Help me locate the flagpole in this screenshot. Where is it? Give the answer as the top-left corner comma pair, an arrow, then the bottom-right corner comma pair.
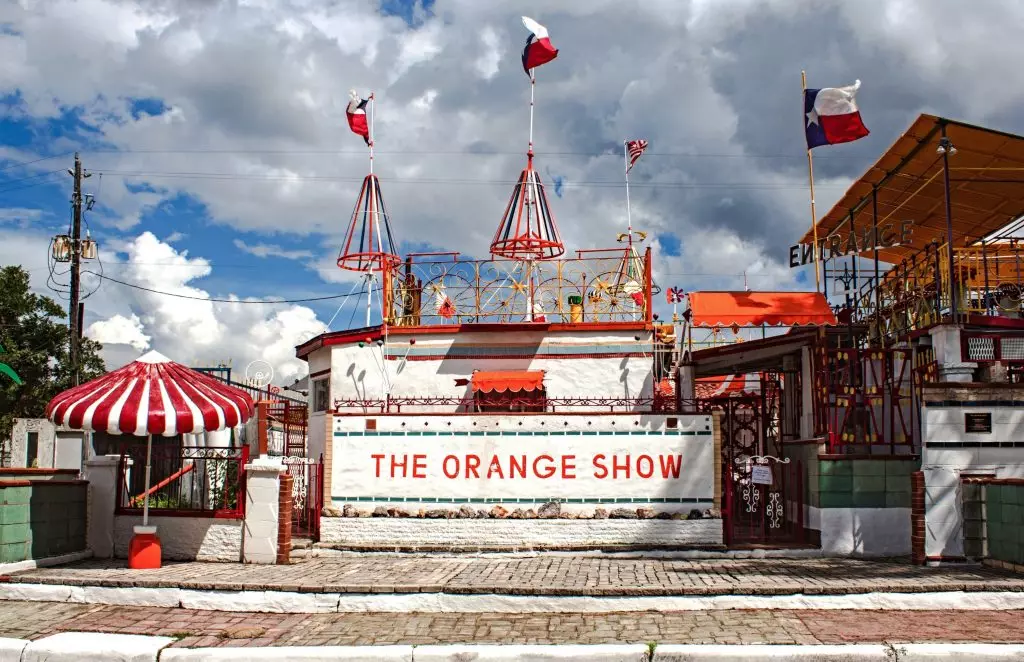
802,70 -> 821,292
368,91 -> 375,175
368,91 -> 379,327
624,140 -> 633,248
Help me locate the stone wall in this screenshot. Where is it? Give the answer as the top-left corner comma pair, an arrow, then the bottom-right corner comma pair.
321,516 -> 723,551
0,479 -> 87,563
113,516 -> 243,562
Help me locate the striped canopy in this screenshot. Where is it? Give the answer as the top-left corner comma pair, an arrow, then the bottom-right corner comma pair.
45,350 -> 255,436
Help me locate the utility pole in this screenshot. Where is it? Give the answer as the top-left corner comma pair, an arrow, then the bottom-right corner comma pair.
67,153 -> 90,386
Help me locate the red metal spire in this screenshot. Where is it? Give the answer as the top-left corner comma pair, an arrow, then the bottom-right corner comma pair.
336,173 -> 400,272
489,153 -> 564,260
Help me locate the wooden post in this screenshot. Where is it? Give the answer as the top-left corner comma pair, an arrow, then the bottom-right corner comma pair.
256,401 -> 269,457
802,71 -> 821,292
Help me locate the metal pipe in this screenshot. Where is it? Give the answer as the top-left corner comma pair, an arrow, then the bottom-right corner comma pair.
941,124 -> 956,322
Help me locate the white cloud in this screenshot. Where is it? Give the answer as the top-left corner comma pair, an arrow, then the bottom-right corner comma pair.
87,313 -> 151,352
233,238 -> 314,260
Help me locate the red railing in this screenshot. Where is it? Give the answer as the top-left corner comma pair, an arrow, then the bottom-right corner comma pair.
116,445 -> 248,518
283,456 -> 323,540
333,396 -> 712,414
266,401 -> 308,457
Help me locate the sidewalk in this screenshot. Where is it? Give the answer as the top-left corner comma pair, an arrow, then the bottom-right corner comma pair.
5,556 -> 1022,596
2,601 -> 1024,647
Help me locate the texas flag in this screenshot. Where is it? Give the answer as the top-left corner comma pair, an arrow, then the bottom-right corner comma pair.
521,16 -> 558,74
346,90 -> 371,146
804,80 -> 869,149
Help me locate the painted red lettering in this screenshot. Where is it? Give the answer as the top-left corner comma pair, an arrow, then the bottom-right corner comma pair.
533,454 -> 556,479
487,455 -> 505,479
509,455 -> 527,478
561,455 -> 577,479
372,454 -> 385,478
659,454 -> 682,479
593,454 -> 608,479
413,454 -> 427,479
465,454 -> 481,479
442,455 -> 460,479
390,454 -> 409,478
612,454 -> 631,479
636,454 -> 654,479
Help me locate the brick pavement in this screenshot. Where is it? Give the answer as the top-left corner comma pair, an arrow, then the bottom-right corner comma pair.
5,556 -> 1024,596
0,602 -> 1021,647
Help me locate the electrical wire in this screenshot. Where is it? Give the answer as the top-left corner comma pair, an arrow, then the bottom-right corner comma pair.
0,153 -> 74,173
90,169 -> 844,190
82,270 -> 376,304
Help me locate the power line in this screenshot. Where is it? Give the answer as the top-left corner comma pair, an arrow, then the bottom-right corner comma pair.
84,270 -> 374,304
0,152 -> 74,173
90,169 -> 845,190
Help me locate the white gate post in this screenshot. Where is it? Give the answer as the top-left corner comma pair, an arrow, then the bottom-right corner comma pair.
242,456 -> 284,564
83,455 -> 125,559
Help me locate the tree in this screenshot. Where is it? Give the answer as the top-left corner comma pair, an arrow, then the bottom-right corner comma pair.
0,265 -> 105,441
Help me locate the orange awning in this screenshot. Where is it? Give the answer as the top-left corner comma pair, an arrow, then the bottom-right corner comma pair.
689,291 -> 837,327
470,370 -> 545,394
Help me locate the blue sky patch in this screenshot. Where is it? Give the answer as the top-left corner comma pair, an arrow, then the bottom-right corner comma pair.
379,0 -> 435,25
657,232 -> 681,257
129,97 -> 169,120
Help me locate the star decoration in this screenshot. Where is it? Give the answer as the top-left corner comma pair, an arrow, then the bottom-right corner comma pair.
806,109 -> 819,127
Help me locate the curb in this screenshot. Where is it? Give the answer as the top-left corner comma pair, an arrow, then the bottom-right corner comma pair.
0,550 -> 93,577
2,638 -> 1024,661
4,582 -> 1024,613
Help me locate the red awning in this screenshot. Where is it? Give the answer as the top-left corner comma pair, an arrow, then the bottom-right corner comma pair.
688,291 -> 837,327
471,370 -> 545,394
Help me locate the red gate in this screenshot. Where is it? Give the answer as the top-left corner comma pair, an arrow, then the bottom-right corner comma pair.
283,456 -> 323,540
723,455 -> 804,546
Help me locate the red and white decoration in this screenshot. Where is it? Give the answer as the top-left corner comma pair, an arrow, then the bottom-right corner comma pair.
804,80 -> 869,149
346,90 -> 371,146
46,350 -> 254,436
695,373 -> 762,399
521,16 -> 558,73
626,140 -> 648,172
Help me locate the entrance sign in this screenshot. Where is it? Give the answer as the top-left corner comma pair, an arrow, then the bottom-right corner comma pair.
789,220 -> 913,268
751,464 -> 773,485
331,424 -> 714,509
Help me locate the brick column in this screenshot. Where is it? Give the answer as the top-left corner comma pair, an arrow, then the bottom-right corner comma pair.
911,470 -> 926,565
277,474 -> 293,565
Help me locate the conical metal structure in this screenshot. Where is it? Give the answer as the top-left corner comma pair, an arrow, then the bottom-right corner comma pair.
490,155 -> 564,260
337,173 -> 400,272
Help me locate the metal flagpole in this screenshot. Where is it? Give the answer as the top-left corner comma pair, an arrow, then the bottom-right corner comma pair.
802,70 -> 821,292
368,91 -> 379,328
624,141 -> 633,247
526,69 -> 536,322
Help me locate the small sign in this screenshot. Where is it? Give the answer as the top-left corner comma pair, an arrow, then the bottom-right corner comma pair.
751,464 -> 774,485
965,412 -> 993,434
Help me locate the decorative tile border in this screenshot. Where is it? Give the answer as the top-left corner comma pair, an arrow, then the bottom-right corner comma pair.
334,430 -> 712,437
924,400 -> 1024,408
331,496 -> 714,504
926,441 -> 1024,448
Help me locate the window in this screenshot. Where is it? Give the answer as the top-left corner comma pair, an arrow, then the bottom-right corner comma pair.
312,378 -> 329,413
25,431 -> 38,468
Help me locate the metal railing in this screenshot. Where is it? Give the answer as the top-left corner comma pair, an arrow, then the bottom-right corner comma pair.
333,395 -> 709,415
386,250 -> 654,326
116,445 -> 248,518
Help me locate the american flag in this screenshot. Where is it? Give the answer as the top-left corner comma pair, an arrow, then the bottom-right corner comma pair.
626,139 -> 648,172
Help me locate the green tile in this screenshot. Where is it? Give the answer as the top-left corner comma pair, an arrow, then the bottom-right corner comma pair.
886,460 -> 919,476
0,522 -> 30,545
0,542 -> 26,563
885,474 -> 911,493
1,487 -> 30,506
885,491 -> 911,508
819,475 -> 852,493
1004,503 -> 1021,524
852,461 -> 886,477
853,491 -> 888,508
819,460 -> 852,477
1001,486 -> 1019,506
853,475 -> 886,492
819,492 -> 854,508
0,505 -> 29,525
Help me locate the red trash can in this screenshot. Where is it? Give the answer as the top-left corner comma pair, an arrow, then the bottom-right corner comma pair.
128,525 -> 162,569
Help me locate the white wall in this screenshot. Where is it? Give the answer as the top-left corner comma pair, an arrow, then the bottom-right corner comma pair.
327,328 -> 655,408
922,389 -> 1024,559
330,413 -> 713,517
113,515 -> 243,562
321,518 -> 722,549
810,506 -> 911,556
8,419 -> 84,469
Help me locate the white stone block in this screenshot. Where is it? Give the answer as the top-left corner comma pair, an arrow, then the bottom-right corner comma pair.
818,508 -> 911,556
81,586 -> 181,608
656,644 -> 886,660
412,644 -> 649,661
0,583 -> 73,602
22,632 -> 173,662
0,638 -> 27,662
161,646 -> 414,661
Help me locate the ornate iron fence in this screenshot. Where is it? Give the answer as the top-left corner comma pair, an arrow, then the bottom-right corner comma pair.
116,445 -> 248,518
333,396 -> 711,414
387,250 -> 654,326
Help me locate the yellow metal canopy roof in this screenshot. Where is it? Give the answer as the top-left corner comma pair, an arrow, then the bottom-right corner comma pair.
800,114 -> 1024,265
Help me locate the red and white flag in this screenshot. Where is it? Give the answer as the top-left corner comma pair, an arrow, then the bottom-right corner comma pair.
346,90 -> 371,146
626,139 -> 648,173
521,16 -> 558,74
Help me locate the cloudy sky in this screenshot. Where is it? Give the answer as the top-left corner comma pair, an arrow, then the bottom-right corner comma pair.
2,0 -> 1022,383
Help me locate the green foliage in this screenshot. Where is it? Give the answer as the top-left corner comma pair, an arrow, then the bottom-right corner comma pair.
0,265 -> 105,440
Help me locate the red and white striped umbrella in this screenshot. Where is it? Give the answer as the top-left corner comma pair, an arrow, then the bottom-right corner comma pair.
45,350 -> 255,435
